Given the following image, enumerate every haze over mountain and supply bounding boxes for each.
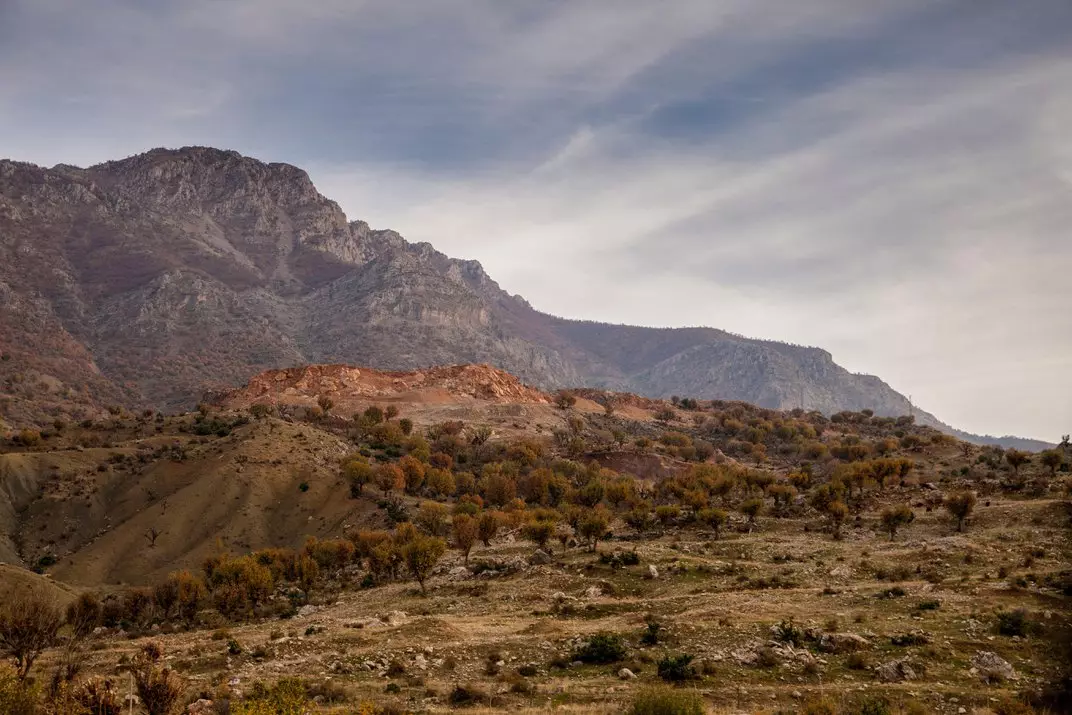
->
[0,147,1051,451]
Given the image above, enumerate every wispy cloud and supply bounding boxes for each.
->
[2,0,1070,439]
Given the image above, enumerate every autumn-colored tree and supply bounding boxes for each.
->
[399,455,427,495]
[624,504,653,534]
[452,514,479,564]
[425,467,456,498]
[316,395,334,414]
[343,458,374,497]
[739,498,764,527]
[523,518,556,552]
[374,463,404,496]
[578,507,610,552]
[944,491,976,532]
[697,507,727,539]
[880,504,915,540]
[384,405,400,421]
[478,511,500,547]
[555,391,577,410]
[1005,449,1030,475]
[416,501,450,537]
[402,536,447,594]
[826,500,849,540]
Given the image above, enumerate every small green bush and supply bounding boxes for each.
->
[997,608,1028,637]
[572,632,627,664]
[629,686,704,715]
[656,653,697,682]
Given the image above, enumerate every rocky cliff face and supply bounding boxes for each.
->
[0,146,1010,442]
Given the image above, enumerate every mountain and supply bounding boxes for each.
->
[0,147,1046,448]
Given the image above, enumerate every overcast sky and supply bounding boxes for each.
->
[2,1,1070,441]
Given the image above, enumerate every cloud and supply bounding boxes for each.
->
[2,0,1070,439]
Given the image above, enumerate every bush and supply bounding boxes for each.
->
[772,618,803,646]
[448,684,489,706]
[232,677,311,714]
[130,643,183,715]
[997,608,1029,637]
[628,686,704,715]
[0,590,61,679]
[640,615,662,646]
[572,632,627,664]
[656,653,697,682]
[802,698,838,715]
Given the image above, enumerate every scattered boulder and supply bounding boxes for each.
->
[818,632,870,654]
[529,550,553,565]
[384,610,408,626]
[296,604,319,618]
[971,651,1017,683]
[646,564,659,579]
[876,658,917,683]
[584,585,603,599]
[618,668,637,680]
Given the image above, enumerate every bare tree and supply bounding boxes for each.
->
[145,527,163,548]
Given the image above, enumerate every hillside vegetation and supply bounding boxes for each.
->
[0,366,1069,714]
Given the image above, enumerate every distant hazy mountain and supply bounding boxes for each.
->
[0,147,1050,449]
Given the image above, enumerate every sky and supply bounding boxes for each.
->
[1,1,1070,441]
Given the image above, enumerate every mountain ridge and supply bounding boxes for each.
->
[0,146,1053,450]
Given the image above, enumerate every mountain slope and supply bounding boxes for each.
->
[0,147,1043,447]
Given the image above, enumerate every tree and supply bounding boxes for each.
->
[555,391,577,410]
[0,589,61,679]
[523,519,556,552]
[478,511,500,547]
[1040,450,1062,475]
[452,514,479,564]
[131,642,183,715]
[402,536,446,594]
[880,504,915,540]
[697,507,727,539]
[827,500,849,540]
[740,498,764,528]
[384,405,400,421]
[374,463,404,496]
[944,491,976,532]
[577,508,610,552]
[399,455,426,494]
[316,395,334,414]
[1005,449,1030,475]
[343,459,374,497]
[416,501,450,537]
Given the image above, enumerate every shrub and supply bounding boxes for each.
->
[232,677,311,714]
[852,696,892,715]
[772,618,803,646]
[997,608,1028,637]
[845,652,870,670]
[73,677,123,715]
[448,684,489,706]
[802,698,838,715]
[65,593,103,640]
[0,666,39,713]
[656,653,697,682]
[572,632,627,664]
[628,686,704,715]
[130,642,183,715]
[0,590,61,679]
[890,632,928,647]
